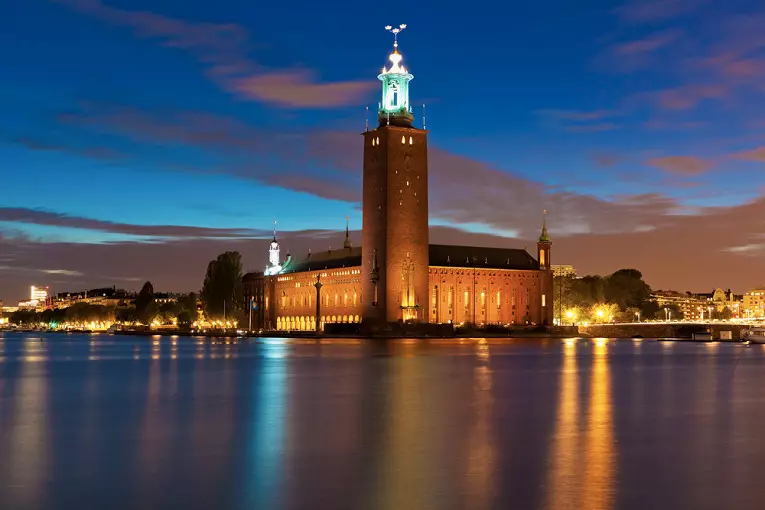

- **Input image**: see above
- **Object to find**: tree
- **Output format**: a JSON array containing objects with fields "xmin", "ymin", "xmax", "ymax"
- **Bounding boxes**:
[
  {"xmin": 177, "ymin": 292, "xmax": 199, "ymax": 326},
  {"xmin": 605, "ymin": 269, "xmax": 657, "ymax": 318},
  {"xmin": 713, "ymin": 306, "xmax": 733, "ymax": 320},
  {"xmin": 135, "ymin": 281, "xmax": 155, "ymax": 324},
  {"xmin": 201, "ymin": 251, "xmax": 243, "ymax": 320}
]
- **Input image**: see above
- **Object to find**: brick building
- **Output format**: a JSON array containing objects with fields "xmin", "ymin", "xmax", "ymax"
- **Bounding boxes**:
[{"xmin": 244, "ymin": 29, "xmax": 554, "ymax": 331}]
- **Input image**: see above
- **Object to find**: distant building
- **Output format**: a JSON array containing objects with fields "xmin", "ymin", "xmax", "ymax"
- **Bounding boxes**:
[
  {"xmin": 551, "ymin": 265, "xmax": 576, "ymax": 278},
  {"xmin": 653, "ymin": 288, "xmax": 742, "ymax": 320},
  {"xmin": 53, "ymin": 287, "xmax": 137, "ymax": 309},
  {"xmin": 743, "ymin": 288, "xmax": 765, "ymax": 318},
  {"xmin": 31, "ymin": 285, "xmax": 49, "ymax": 303}
]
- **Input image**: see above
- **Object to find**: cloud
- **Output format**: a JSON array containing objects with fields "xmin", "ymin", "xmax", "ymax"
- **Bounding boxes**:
[
  {"xmin": 564, "ymin": 123, "xmax": 620, "ymax": 133},
  {"xmin": 51, "ymin": 0, "xmax": 374, "ymax": 108},
  {"xmin": 0, "ymin": 207, "xmax": 271, "ymax": 240},
  {"xmin": 646, "ymin": 155, "xmax": 714, "ymax": 175},
  {"xmin": 536, "ymin": 109, "xmax": 618, "ymax": 122},
  {"xmin": 226, "ymin": 70, "xmax": 374, "ymax": 109},
  {"xmin": 590, "ymin": 153, "xmax": 621, "ymax": 168},
  {"xmin": 613, "ymin": 29, "xmax": 682, "ymax": 56},
  {"xmin": 9, "ymin": 136, "xmax": 125, "ymax": 161},
  {"xmin": 615, "ymin": 0, "xmax": 701, "ymax": 23},
  {"xmin": 535, "ymin": 109, "xmax": 622, "ymax": 132},
  {"xmin": 732, "ymin": 147, "xmax": 765, "ymax": 162},
  {"xmin": 41, "ymin": 269, "xmax": 84, "ymax": 276},
  {"xmin": 655, "ymin": 84, "xmax": 727, "ymax": 110}
]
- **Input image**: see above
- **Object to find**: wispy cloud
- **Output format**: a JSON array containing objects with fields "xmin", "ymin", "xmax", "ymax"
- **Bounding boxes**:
[
  {"xmin": 646, "ymin": 155, "xmax": 714, "ymax": 175},
  {"xmin": 51, "ymin": 0, "xmax": 374, "ymax": 108},
  {"xmin": 0, "ymin": 207, "xmax": 271, "ymax": 240},
  {"xmin": 655, "ymin": 83, "xmax": 727, "ymax": 110},
  {"xmin": 732, "ymin": 146, "xmax": 765, "ymax": 162},
  {"xmin": 9, "ymin": 136, "xmax": 126, "ymax": 161},
  {"xmin": 613, "ymin": 29, "xmax": 682, "ymax": 56},
  {"xmin": 565, "ymin": 123, "xmax": 620, "ymax": 133},
  {"xmin": 614, "ymin": 0, "xmax": 702, "ymax": 23}
]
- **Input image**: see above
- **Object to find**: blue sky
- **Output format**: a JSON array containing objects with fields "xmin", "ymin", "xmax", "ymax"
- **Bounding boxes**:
[{"xmin": 2, "ymin": 0, "xmax": 765, "ymax": 301}]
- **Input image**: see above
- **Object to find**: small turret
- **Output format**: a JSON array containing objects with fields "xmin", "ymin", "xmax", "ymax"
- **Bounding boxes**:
[
  {"xmin": 344, "ymin": 216, "xmax": 352, "ymax": 249},
  {"xmin": 539, "ymin": 210, "xmax": 551, "ymax": 243},
  {"xmin": 537, "ymin": 210, "xmax": 552, "ymax": 270}
]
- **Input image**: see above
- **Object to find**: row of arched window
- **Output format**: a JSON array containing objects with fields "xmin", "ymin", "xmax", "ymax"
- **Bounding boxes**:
[{"xmin": 275, "ymin": 315, "xmax": 362, "ymax": 331}]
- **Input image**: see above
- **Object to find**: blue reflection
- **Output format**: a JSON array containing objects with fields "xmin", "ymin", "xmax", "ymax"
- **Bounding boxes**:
[{"xmin": 245, "ymin": 340, "xmax": 287, "ymax": 507}]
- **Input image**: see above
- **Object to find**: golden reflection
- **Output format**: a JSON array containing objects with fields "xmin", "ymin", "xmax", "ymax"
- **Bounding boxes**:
[
  {"xmin": 375, "ymin": 340, "xmax": 429, "ymax": 509},
  {"xmin": 581, "ymin": 340, "xmax": 616, "ymax": 510},
  {"xmin": 464, "ymin": 346, "xmax": 495, "ymax": 508},
  {"xmin": 545, "ymin": 339, "xmax": 615, "ymax": 510},
  {"xmin": 544, "ymin": 340, "xmax": 580, "ymax": 510}
]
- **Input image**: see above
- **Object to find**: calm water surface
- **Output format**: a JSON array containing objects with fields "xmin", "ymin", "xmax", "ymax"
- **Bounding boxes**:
[{"xmin": 1, "ymin": 332, "xmax": 764, "ymax": 510}]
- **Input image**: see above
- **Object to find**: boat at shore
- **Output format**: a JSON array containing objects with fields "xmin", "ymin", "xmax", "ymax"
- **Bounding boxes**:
[{"xmin": 743, "ymin": 327, "xmax": 765, "ymax": 344}]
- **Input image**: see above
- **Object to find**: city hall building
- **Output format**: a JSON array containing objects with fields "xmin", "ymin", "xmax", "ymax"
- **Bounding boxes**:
[{"xmin": 244, "ymin": 28, "xmax": 554, "ymax": 331}]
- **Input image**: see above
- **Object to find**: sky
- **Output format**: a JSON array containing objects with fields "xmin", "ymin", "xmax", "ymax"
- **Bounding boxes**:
[{"xmin": 2, "ymin": 0, "xmax": 765, "ymax": 302}]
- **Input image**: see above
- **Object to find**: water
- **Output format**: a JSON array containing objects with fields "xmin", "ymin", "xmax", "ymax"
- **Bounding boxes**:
[{"xmin": 0, "ymin": 333, "xmax": 764, "ymax": 510}]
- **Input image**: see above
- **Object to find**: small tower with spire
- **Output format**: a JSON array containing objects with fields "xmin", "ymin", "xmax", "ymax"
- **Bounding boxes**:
[
  {"xmin": 344, "ymin": 216, "xmax": 352, "ymax": 249},
  {"xmin": 537, "ymin": 210, "xmax": 554, "ymax": 325},
  {"xmin": 537, "ymin": 210, "xmax": 551, "ymax": 270},
  {"xmin": 266, "ymin": 217, "xmax": 282, "ymax": 275}
]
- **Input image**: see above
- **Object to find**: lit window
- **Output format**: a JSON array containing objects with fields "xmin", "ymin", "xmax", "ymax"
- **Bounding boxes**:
[
  {"xmin": 409, "ymin": 136, "xmax": 413, "ymax": 145},
  {"xmin": 376, "ymin": 137, "xmax": 380, "ymax": 144},
  {"xmin": 542, "ymin": 294, "xmax": 546, "ymax": 307},
  {"xmin": 401, "ymin": 135, "xmax": 406, "ymax": 144}
]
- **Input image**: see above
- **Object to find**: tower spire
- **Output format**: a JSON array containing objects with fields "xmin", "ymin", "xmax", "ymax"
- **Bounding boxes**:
[
  {"xmin": 539, "ymin": 210, "xmax": 551, "ymax": 242},
  {"xmin": 344, "ymin": 216, "xmax": 352, "ymax": 249},
  {"xmin": 272, "ymin": 217, "xmax": 277, "ymax": 242}
]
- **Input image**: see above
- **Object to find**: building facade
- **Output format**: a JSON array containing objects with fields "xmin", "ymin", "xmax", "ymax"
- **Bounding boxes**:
[
  {"xmin": 743, "ymin": 288, "xmax": 765, "ymax": 319},
  {"xmin": 245, "ymin": 29, "xmax": 554, "ymax": 331}
]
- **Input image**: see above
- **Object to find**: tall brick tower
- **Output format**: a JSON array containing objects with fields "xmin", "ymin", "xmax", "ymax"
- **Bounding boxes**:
[{"xmin": 362, "ymin": 24, "xmax": 429, "ymax": 324}]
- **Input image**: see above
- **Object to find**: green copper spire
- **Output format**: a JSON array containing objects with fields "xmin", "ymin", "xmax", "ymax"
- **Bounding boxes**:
[
  {"xmin": 378, "ymin": 24, "xmax": 414, "ymax": 127},
  {"xmin": 539, "ymin": 210, "xmax": 551, "ymax": 243},
  {"xmin": 344, "ymin": 216, "xmax": 352, "ymax": 249}
]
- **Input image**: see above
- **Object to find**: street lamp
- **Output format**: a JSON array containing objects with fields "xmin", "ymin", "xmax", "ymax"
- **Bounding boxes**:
[{"xmin": 566, "ymin": 309, "xmax": 576, "ymax": 326}]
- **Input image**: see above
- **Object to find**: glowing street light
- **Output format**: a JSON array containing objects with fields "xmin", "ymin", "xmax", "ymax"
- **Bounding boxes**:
[{"xmin": 565, "ymin": 309, "xmax": 576, "ymax": 326}]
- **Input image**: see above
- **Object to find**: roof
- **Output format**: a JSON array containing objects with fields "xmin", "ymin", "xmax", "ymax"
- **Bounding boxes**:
[
  {"xmin": 428, "ymin": 244, "xmax": 540, "ymax": 270},
  {"xmin": 279, "ymin": 244, "xmax": 539, "ymax": 274},
  {"xmin": 280, "ymin": 247, "xmax": 362, "ymax": 273}
]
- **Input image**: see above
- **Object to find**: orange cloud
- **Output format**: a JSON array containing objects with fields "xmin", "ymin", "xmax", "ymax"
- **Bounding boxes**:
[
  {"xmin": 732, "ymin": 147, "xmax": 765, "ymax": 162},
  {"xmin": 229, "ymin": 70, "xmax": 374, "ymax": 108},
  {"xmin": 52, "ymin": 0, "xmax": 373, "ymax": 108},
  {"xmin": 646, "ymin": 156, "xmax": 714, "ymax": 175},
  {"xmin": 656, "ymin": 84, "xmax": 727, "ymax": 110}
]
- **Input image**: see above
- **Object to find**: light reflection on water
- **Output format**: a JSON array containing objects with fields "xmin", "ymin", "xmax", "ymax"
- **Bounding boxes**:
[{"xmin": 0, "ymin": 332, "xmax": 765, "ymax": 509}]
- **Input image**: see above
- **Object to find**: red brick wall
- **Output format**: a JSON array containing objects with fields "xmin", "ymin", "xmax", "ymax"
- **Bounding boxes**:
[
  {"xmin": 427, "ymin": 267, "xmax": 546, "ymax": 325},
  {"xmin": 267, "ymin": 264, "xmax": 551, "ymax": 329},
  {"xmin": 362, "ymin": 125, "xmax": 430, "ymax": 324}
]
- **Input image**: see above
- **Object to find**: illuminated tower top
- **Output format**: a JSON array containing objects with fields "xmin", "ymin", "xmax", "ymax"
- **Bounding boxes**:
[
  {"xmin": 266, "ymin": 218, "xmax": 282, "ymax": 275},
  {"xmin": 378, "ymin": 24, "xmax": 414, "ymax": 127}
]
